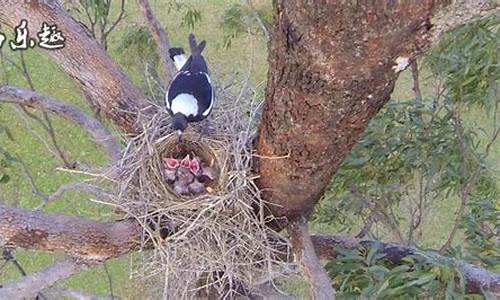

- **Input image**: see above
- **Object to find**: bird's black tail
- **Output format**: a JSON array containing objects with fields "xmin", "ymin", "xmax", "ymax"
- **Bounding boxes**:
[{"xmin": 188, "ymin": 33, "xmax": 206, "ymax": 56}]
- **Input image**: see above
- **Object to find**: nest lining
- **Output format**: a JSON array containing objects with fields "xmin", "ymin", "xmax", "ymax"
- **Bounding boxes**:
[{"xmin": 96, "ymin": 89, "xmax": 289, "ymax": 299}]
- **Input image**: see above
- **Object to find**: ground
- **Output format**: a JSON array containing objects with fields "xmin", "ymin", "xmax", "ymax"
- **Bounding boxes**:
[{"xmin": 0, "ymin": 0, "xmax": 498, "ymax": 298}]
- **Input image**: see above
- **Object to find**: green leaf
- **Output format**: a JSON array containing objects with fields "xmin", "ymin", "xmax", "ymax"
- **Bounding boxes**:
[{"xmin": 0, "ymin": 174, "xmax": 10, "ymax": 184}]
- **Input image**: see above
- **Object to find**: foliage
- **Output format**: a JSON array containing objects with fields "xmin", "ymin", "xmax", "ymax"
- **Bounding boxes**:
[
  {"xmin": 426, "ymin": 17, "xmax": 499, "ymax": 108},
  {"xmin": 318, "ymin": 16, "xmax": 499, "ymax": 298},
  {"xmin": 221, "ymin": 1, "xmax": 272, "ymax": 48},
  {"xmin": 165, "ymin": 0, "xmax": 202, "ymax": 29},
  {"xmin": 117, "ymin": 25, "xmax": 159, "ymax": 63},
  {"xmin": 65, "ymin": 0, "xmax": 127, "ymax": 49},
  {"xmin": 325, "ymin": 244, "xmax": 479, "ymax": 299}
]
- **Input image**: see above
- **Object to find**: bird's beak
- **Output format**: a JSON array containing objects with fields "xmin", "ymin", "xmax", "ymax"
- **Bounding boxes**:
[{"xmin": 177, "ymin": 130, "xmax": 183, "ymax": 143}]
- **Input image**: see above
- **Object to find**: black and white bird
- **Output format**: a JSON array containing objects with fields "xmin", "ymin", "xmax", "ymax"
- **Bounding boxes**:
[{"xmin": 165, "ymin": 34, "xmax": 215, "ymax": 138}]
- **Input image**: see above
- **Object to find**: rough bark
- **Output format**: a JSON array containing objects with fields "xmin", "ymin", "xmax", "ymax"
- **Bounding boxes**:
[
  {"xmin": 0, "ymin": 259, "xmax": 85, "ymax": 300},
  {"xmin": 0, "ymin": 0, "xmax": 151, "ymax": 133},
  {"xmin": 254, "ymin": 0, "xmax": 498, "ymax": 219},
  {"xmin": 0, "ymin": 205, "xmax": 141, "ymax": 261},
  {"xmin": 0, "ymin": 85, "xmax": 121, "ymax": 161}
]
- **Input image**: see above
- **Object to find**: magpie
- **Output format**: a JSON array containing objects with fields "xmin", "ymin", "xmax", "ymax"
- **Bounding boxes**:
[{"xmin": 165, "ymin": 34, "xmax": 215, "ymax": 139}]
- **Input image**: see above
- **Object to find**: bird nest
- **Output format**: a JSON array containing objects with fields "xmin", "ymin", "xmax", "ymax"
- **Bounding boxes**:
[{"xmin": 97, "ymin": 90, "xmax": 290, "ymax": 299}]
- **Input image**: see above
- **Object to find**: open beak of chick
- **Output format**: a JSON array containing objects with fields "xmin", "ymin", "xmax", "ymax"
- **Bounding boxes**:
[{"xmin": 162, "ymin": 155, "xmax": 207, "ymax": 195}]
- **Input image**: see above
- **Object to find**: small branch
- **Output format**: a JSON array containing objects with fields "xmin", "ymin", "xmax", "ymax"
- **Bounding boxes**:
[
  {"xmin": 0, "ymin": 85, "xmax": 121, "ymax": 161},
  {"xmin": 354, "ymin": 210, "xmax": 376, "ymax": 239},
  {"xmin": 288, "ymin": 218, "xmax": 336, "ymax": 300},
  {"xmin": 0, "ymin": 259, "xmax": 85, "ymax": 299},
  {"xmin": 245, "ymin": 0, "xmax": 270, "ymax": 41},
  {"xmin": 136, "ymin": 0, "xmax": 176, "ymax": 86},
  {"xmin": 4, "ymin": 51, "xmax": 74, "ymax": 167},
  {"xmin": 37, "ymin": 182, "xmax": 113, "ymax": 209},
  {"xmin": 410, "ymin": 60, "xmax": 423, "ymax": 111},
  {"xmin": 2, "ymin": 249, "xmax": 27, "ymax": 276},
  {"xmin": 0, "ymin": 1, "xmax": 151, "ymax": 133},
  {"xmin": 104, "ymin": 0, "xmax": 126, "ymax": 38},
  {"xmin": 439, "ymin": 105, "xmax": 499, "ymax": 253}
]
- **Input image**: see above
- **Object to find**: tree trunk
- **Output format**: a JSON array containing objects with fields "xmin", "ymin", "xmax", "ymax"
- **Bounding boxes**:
[{"xmin": 256, "ymin": 0, "xmax": 440, "ymax": 218}]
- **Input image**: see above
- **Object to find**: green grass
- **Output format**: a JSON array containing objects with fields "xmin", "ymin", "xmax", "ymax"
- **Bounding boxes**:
[{"xmin": 0, "ymin": 0, "xmax": 498, "ymax": 298}]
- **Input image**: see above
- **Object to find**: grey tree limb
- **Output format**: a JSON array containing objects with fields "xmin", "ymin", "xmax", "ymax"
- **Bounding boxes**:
[
  {"xmin": 0, "ymin": 85, "xmax": 122, "ymax": 161},
  {"xmin": 0, "ymin": 259, "xmax": 85, "ymax": 300}
]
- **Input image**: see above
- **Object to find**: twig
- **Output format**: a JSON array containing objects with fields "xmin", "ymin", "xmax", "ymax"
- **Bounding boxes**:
[
  {"xmin": 4, "ymin": 52, "xmax": 74, "ymax": 167},
  {"xmin": 103, "ymin": 262, "xmax": 115, "ymax": 300},
  {"xmin": 2, "ymin": 249, "xmax": 47, "ymax": 300},
  {"xmin": 245, "ymin": 0, "xmax": 270, "ymax": 41},
  {"xmin": 37, "ymin": 182, "xmax": 113, "ymax": 209},
  {"xmin": 355, "ymin": 210, "xmax": 376, "ymax": 239},
  {"xmin": 440, "ymin": 106, "xmax": 499, "ymax": 253},
  {"xmin": 410, "ymin": 60, "xmax": 423, "ymax": 119},
  {"xmin": 104, "ymin": 0, "xmax": 126, "ymax": 39}
]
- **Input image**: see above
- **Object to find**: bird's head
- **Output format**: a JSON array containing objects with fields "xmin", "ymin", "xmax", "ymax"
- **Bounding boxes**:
[{"xmin": 172, "ymin": 113, "xmax": 188, "ymax": 134}]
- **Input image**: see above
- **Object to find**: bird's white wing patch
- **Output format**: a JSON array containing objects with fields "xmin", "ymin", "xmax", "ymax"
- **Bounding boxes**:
[
  {"xmin": 202, "ymin": 73, "xmax": 214, "ymax": 117},
  {"xmin": 173, "ymin": 54, "xmax": 188, "ymax": 71},
  {"xmin": 171, "ymin": 93, "xmax": 199, "ymax": 117}
]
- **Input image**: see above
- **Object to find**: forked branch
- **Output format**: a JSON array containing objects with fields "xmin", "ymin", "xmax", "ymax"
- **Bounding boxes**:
[{"xmin": 0, "ymin": 85, "xmax": 121, "ymax": 161}]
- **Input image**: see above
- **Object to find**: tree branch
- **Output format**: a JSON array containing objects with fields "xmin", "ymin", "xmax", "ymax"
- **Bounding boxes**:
[
  {"xmin": 1, "ymin": 205, "xmax": 498, "ymax": 296},
  {"xmin": 288, "ymin": 218, "xmax": 336, "ymax": 300},
  {"xmin": 43, "ymin": 288, "xmax": 118, "ymax": 300},
  {"xmin": 0, "ymin": 205, "xmax": 141, "ymax": 261},
  {"xmin": 0, "ymin": 85, "xmax": 121, "ymax": 161},
  {"xmin": 0, "ymin": 259, "xmax": 85, "ymax": 299},
  {"xmin": 0, "ymin": 0, "xmax": 152, "ymax": 133},
  {"xmin": 311, "ymin": 235, "xmax": 500, "ymax": 297},
  {"xmin": 137, "ymin": 0, "xmax": 176, "ymax": 86}
]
